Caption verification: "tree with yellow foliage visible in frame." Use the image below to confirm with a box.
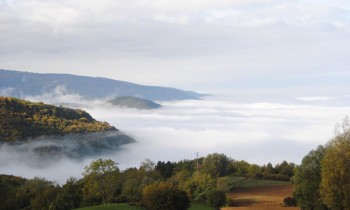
[321,118,350,210]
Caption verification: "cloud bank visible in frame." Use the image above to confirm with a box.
[0,0,349,90]
[95,96,347,168]
[1,91,350,183]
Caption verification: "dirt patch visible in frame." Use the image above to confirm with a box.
[222,184,300,210]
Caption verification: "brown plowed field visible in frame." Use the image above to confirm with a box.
[222,184,300,210]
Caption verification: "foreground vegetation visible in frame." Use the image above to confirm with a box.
[0,152,295,210]
[0,96,116,142]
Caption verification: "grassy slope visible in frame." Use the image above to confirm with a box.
[73,203,213,210]
[228,177,290,188]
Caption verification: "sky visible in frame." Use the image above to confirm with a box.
[1,0,350,92]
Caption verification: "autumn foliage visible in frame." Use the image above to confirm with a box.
[0,96,116,142]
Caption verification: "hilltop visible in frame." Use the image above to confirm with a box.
[0,96,116,142]
[108,96,161,109]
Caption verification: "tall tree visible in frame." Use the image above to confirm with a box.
[58,177,82,209]
[82,159,119,205]
[293,145,328,210]
[321,126,350,210]
[120,168,145,203]
[156,161,175,178]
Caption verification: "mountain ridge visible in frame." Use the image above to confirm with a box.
[0,69,204,101]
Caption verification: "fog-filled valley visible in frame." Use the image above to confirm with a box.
[1,88,349,184]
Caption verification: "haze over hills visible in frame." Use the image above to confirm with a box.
[0,69,203,101]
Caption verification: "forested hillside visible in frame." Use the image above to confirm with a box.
[0,96,116,142]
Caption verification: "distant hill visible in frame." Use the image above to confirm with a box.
[0,69,203,101]
[0,96,116,142]
[108,96,161,109]
[0,97,135,159]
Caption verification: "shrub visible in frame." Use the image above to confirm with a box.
[142,182,190,210]
[283,197,297,207]
[206,189,227,210]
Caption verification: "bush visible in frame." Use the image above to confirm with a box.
[142,182,190,210]
[283,197,297,207]
[206,190,227,210]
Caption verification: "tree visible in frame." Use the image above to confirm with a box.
[206,189,227,210]
[201,153,232,178]
[140,159,155,172]
[142,182,190,210]
[264,162,275,174]
[120,167,144,204]
[231,160,250,176]
[0,175,26,210]
[247,164,260,176]
[182,172,216,201]
[293,145,328,210]
[82,159,119,205]
[156,161,175,178]
[57,177,82,209]
[274,160,295,177]
[321,124,350,210]
[30,185,60,210]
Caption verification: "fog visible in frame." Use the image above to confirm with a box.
[1,90,350,184]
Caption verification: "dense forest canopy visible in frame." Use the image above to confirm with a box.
[0,96,116,142]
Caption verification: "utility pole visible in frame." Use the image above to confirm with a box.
[196,152,199,173]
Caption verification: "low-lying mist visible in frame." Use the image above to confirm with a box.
[1,89,350,184]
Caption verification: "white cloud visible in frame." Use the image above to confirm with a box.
[0,0,350,90]
[296,96,335,102]
[153,14,190,25]
[2,91,350,183]
[85,96,348,168]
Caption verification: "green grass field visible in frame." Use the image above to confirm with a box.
[73,203,213,210]
[226,177,290,188]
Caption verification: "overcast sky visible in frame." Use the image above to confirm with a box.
[1,0,350,91]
